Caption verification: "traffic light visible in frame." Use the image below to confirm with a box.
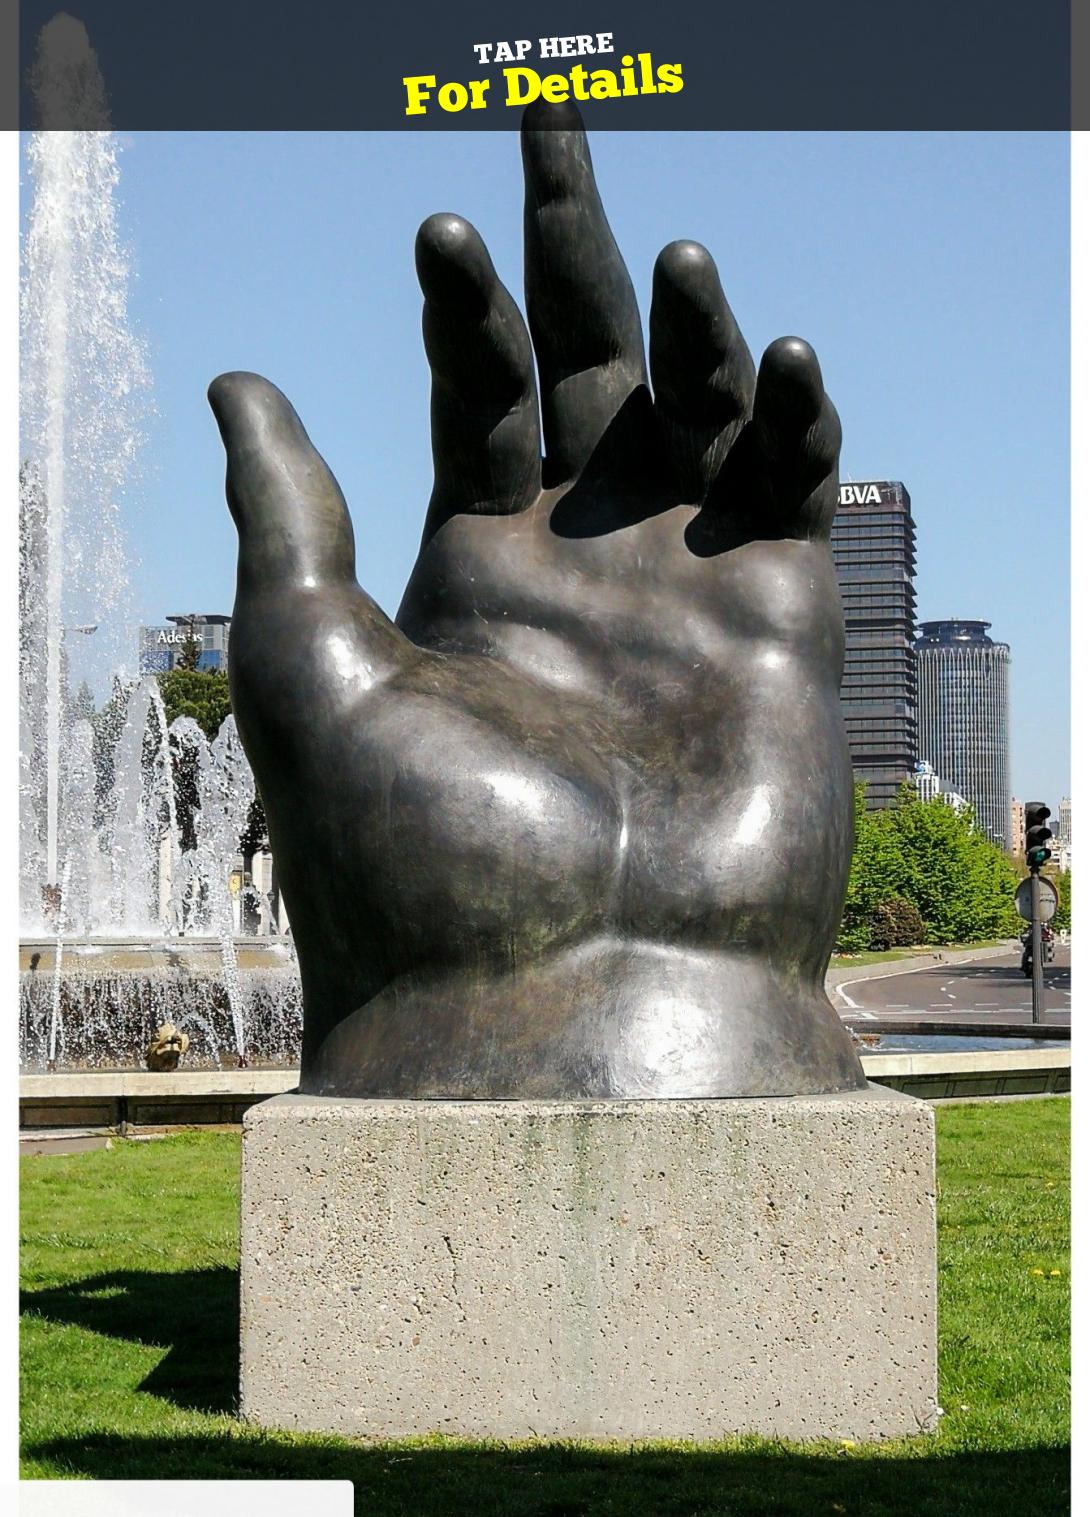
[1025,802,1052,869]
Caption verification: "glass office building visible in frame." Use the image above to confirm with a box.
[139,613,231,674]
[914,619,1011,851]
[830,480,918,808]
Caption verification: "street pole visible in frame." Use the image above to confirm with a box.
[1030,868,1044,1025]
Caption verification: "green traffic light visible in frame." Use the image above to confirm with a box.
[1024,801,1052,868]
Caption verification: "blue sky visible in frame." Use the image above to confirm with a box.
[28,129,1070,802]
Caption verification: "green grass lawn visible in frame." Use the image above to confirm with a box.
[20,1100,1069,1515]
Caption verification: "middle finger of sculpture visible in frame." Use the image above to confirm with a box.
[210,102,866,1100]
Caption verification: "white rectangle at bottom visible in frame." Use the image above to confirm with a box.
[15,1483,354,1517]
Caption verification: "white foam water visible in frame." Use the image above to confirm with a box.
[19,20,299,1067]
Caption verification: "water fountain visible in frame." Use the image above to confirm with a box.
[18,19,302,1072]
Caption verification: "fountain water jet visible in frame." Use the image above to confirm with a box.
[19,23,302,1071]
[20,96,149,929]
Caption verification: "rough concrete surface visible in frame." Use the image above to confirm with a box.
[240,1088,938,1442]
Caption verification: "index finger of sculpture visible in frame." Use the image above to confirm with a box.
[209,371,357,589]
[415,213,541,544]
[649,240,755,503]
[521,101,649,486]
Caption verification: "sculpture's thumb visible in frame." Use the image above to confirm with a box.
[209,371,356,592]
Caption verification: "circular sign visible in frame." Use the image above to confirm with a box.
[1015,876,1058,923]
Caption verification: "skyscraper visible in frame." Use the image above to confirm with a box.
[914,620,1012,850]
[1057,796,1072,847]
[830,480,918,808]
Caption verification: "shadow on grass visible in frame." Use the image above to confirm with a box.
[20,1267,1070,1514]
[20,1266,239,1413]
[22,1433,1070,1517]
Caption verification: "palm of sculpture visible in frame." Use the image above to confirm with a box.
[210,103,865,1099]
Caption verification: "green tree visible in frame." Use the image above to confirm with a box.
[869,895,926,949]
[68,679,96,724]
[884,787,1020,944]
[175,630,203,672]
[1052,869,1071,933]
[835,784,1021,952]
[240,794,269,859]
[157,666,231,738]
[157,667,231,850]
[90,674,138,831]
[156,665,270,872]
[836,783,906,952]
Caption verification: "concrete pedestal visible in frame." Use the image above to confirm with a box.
[240,1088,938,1441]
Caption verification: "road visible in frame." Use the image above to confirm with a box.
[834,944,1070,1027]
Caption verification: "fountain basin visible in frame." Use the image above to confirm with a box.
[21,1068,299,1131]
[863,1034,1066,1053]
[20,937,302,1072]
[20,936,296,973]
[19,1047,1071,1133]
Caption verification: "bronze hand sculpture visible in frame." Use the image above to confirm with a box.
[210,102,865,1099]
